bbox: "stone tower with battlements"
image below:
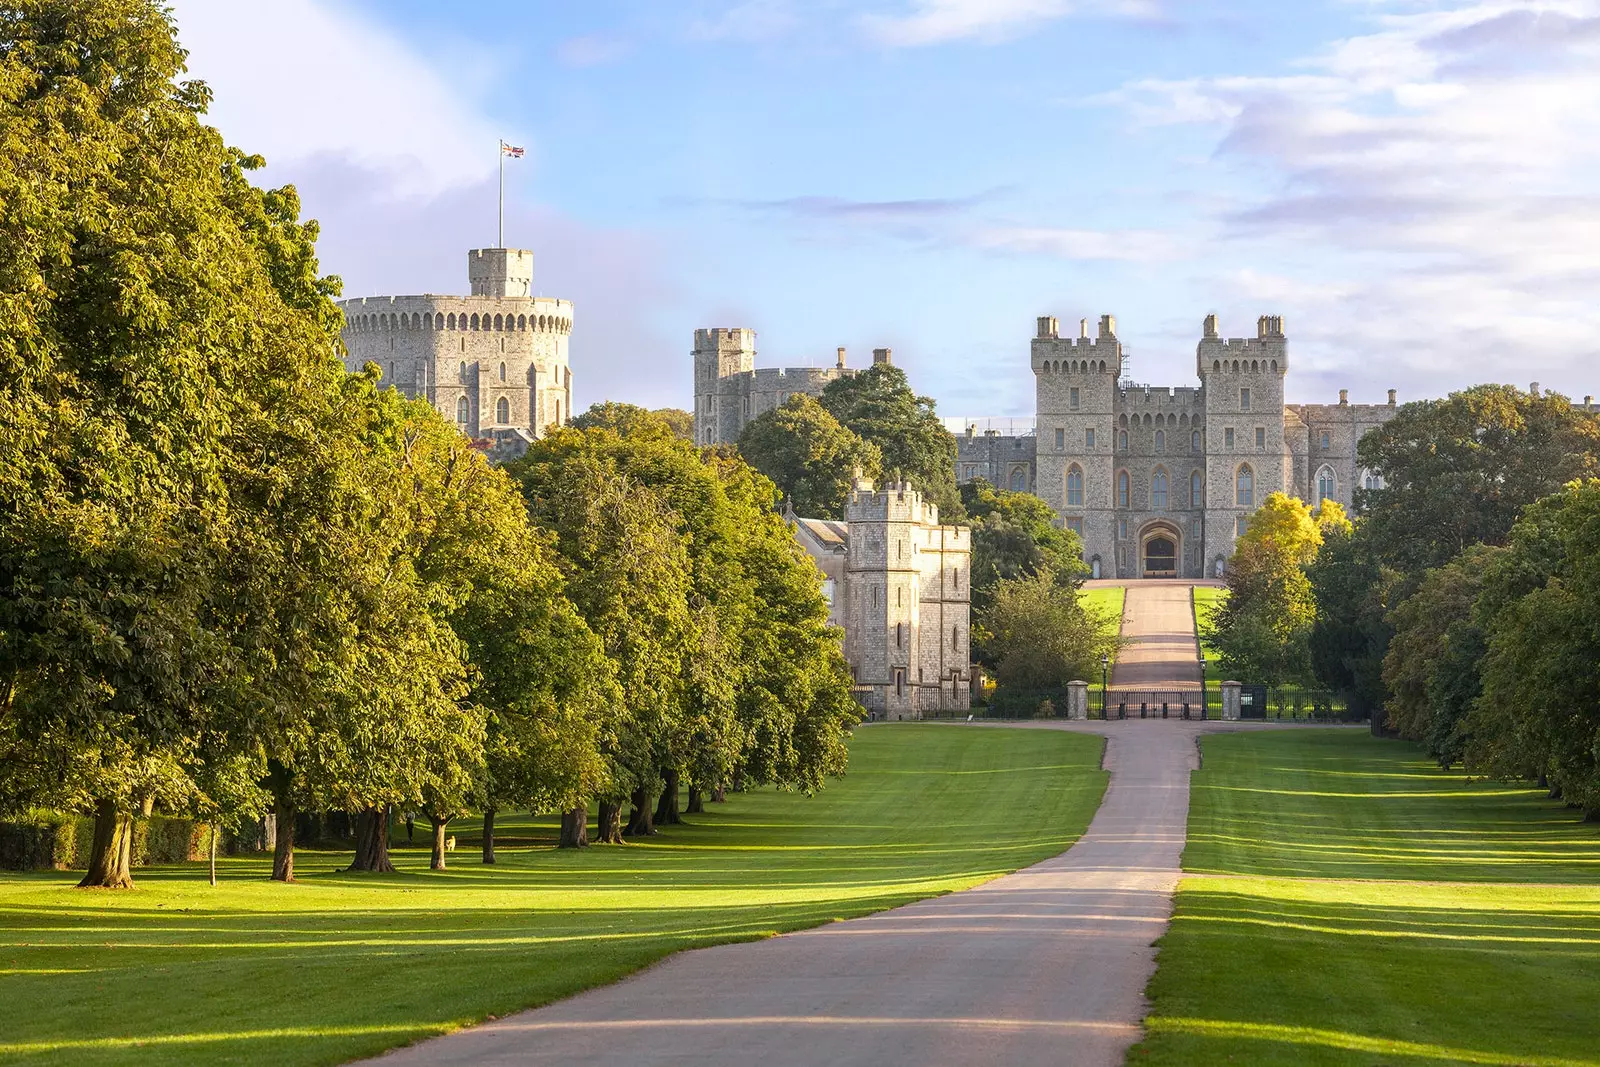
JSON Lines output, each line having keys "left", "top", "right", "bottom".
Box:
{"left": 337, "top": 248, "right": 573, "bottom": 460}
{"left": 692, "top": 327, "right": 869, "bottom": 446}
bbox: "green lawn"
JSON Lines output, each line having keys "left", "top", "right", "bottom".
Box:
{"left": 1082, "top": 583, "right": 1127, "bottom": 627}
{"left": 1191, "top": 584, "right": 1226, "bottom": 684}
{"left": 0, "top": 725, "right": 1106, "bottom": 1067}
{"left": 1133, "top": 730, "right": 1600, "bottom": 1066}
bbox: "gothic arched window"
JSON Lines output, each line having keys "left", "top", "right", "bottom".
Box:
{"left": 1192, "top": 429, "right": 1201, "bottom": 451}
{"left": 1066, "top": 465, "right": 1084, "bottom": 507}
{"left": 498, "top": 361, "right": 507, "bottom": 382}
{"left": 1117, "top": 470, "right": 1130, "bottom": 509}
{"left": 1236, "top": 464, "right": 1254, "bottom": 508}
{"left": 456, "top": 395, "right": 469, "bottom": 425}
{"left": 1010, "top": 468, "right": 1026, "bottom": 492}
{"left": 1152, "top": 469, "right": 1168, "bottom": 510}
{"left": 1317, "top": 466, "right": 1336, "bottom": 503}
{"left": 496, "top": 396, "right": 510, "bottom": 424}
{"left": 1155, "top": 429, "right": 1166, "bottom": 452}
{"left": 459, "top": 360, "right": 467, "bottom": 380}
{"left": 1191, "top": 470, "right": 1203, "bottom": 507}
{"left": 1118, "top": 429, "right": 1128, "bottom": 451}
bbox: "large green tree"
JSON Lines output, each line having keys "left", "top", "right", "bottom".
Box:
{"left": 1469, "top": 481, "right": 1600, "bottom": 817}
{"left": 1382, "top": 545, "right": 1498, "bottom": 766}
{"left": 1358, "top": 385, "right": 1600, "bottom": 574}
{"left": 1307, "top": 525, "right": 1396, "bottom": 726}
{"left": 1208, "top": 495, "right": 1318, "bottom": 687}
{"left": 982, "top": 569, "right": 1118, "bottom": 692}
{"left": 737, "top": 394, "right": 882, "bottom": 519}
{"left": 818, "top": 363, "right": 963, "bottom": 520}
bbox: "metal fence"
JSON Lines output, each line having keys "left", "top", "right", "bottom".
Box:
{"left": 924, "top": 684, "right": 1364, "bottom": 723}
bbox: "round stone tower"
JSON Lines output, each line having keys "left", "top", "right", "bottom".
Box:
{"left": 337, "top": 248, "right": 573, "bottom": 454}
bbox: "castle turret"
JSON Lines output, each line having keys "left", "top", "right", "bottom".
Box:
{"left": 692, "top": 328, "right": 758, "bottom": 445}
{"left": 1032, "top": 312, "right": 1122, "bottom": 576}
{"left": 468, "top": 248, "right": 534, "bottom": 298}
{"left": 1197, "top": 314, "right": 1289, "bottom": 574}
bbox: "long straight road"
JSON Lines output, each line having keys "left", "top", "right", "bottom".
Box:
{"left": 378, "top": 581, "right": 1244, "bottom": 1067}
{"left": 1100, "top": 579, "right": 1214, "bottom": 690}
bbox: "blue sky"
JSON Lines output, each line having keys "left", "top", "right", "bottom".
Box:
{"left": 173, "top": 1, "right": 1600, "bottom": 418}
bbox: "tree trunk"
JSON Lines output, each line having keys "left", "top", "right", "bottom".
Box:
{"left": 712, "top": 784, "right": 726, "bottom": 803}
{"left": 271, "top": 789, "right": 297, "bottom": 882}
{"left": 78, "top": 798, "right": 135, "bottom": 889}
{"left": 209, "top": 824, "right": 218, "bottom": 887}
{"left": 559, "top": 805, "right": 589, "bottom": 849}
{"left": 625, "top": 785, "right": 656, "bottom": 837}
{"left": 596, "top": 800, "right": 624, "bottom": 844}
{"left": 654, "top": 769, "right": 682, "bottom": 825}
{"left": 481, "top": 808, "right": 497, "bottom": 864}
{"left": 686, "top": 787, "right": 704, "bottom": 814}
{"left": 429, "top": 814, "right": 451, "bottom": 871}
{"left": 348, "top": 807, "right": 396, "bottom": 872}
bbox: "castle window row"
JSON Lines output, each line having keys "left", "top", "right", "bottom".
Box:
{"left": 345, "top": 311, "right": 571, "bottom": 334}
{"left": 1106, "top": 428, "right": 1204, "bottom": 452}
{"left": 1040, "top": 359, "right": 1109, "bottom": 374}
{"left": 1061, "top": 465, "right": 1251, "bottom": 514}
{"left": 1210, "top": 358, "right": 1279, "bottom": 373}
{"left": 1118, "top": 412, "right": 1200, "bottom": 427}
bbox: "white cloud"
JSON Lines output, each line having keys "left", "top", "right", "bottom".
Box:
{"left": 170, "top": 0, "right": 507, "bottom": 199}
{"left": 1097, "top": 0, "right": 1600, "bottom": 397}
{"left": 860, "top": 0, "right": 1159, "bottom": 47}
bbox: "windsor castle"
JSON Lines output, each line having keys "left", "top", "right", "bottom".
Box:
{"left": 694, "top": 312, "right": 1400, "bottom": 583}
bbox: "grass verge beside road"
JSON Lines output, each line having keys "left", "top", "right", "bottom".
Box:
{"left": 1191, "top": 584, "right": 1226, "bottom": 684}
{"left": 0, "top": 725, "right": 1106, "bottom": 1067}
{"left": 1133, "top": 730, "right": 1600, "bottom": 1066}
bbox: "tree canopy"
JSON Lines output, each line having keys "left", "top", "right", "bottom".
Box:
{"left": 818, "top": 363, "right": 963, "bottom": 520}
{"left": 737, "top": 394, "right": 882, "bottom": 519}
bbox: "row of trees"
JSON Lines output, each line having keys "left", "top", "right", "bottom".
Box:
{"left": 0, "top": 1, "right": 857, "bottom": 887}
{"left": 1208, "top": 384, "right": 1600, "bottom": 816}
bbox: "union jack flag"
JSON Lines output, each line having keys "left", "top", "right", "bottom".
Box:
{"left": 500, "top": 141, "right": 525, "bottom": 158}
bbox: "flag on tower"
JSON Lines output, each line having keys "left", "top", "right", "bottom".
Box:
{"left": 500, "top": 141, "right": 525, "bottom": 158}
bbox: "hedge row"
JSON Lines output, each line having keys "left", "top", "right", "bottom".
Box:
{"left": 0, "top": 813, "right": 218, "bottom": 871}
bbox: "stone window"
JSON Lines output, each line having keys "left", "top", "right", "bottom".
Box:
{"left": 1190, "top": 470, "right": 1203, "bottom": 507}
{"left": 1066, "top": 465, "right": 1085, "bottom": 507}
{"left": 1117, "top": 470, "right": 1130, "bottom": 508}
{"left": 1236, "top": 515, "right": 1249, "bottom": 537}
{"left": 1192, "top": 429, "right": 1201, "bottom": 451}
{"left": 1154, "top": 429, "right": 1165, "bottom": 452}
{"left": 498, "top": 361, "right": 507, "bottom": 382}
{"left": 1255, "top": 427, "right": 1266, "bottom": 449}
{"left": 896, "top": 623, "right": 903, "bottom": 649}
{"left": 1066, "top": 517, "right": 1084, "bottom": 535}
{"left": 1070, "top": 387, "right": 1080, "bottom": 411}
{"left": 1118, "top": 430, "right": 1128, "bottom": 451}
{"left": 1320, "top": 431, "right": 1331, "bottom": 449}
{"left": 1224, "top": 427, "right": 1235, "bottom": 448}
{"left": 1010, "top": 468, "right": 1026, "bottom": 491}
{"left": 1085, "top": 428, "right": 1095, "bottom": 448}
{"left": 496, "top": 396, "right": 510, "bottom": 424}
{"left": 1118, "top": 518, "right": 1128, "bottom": 539}
{"left": 1056, "top": 428, "right": 1065, "bottom": 450}
{"left": 459, "top": 360, "right": 468, "bottom": 381}
{"left": 1236, "top": 464, "right": 1254, "bottom": 507}
{"left": 456, "top": 395, "right": 469, "bottom": 425}
{"left": 1317, "top": 466, "right": 1336, "bottom": 503}
{"left": 1152, "top": 469, "right": 1169, "bottom": 510}
{"left": 1241, "top": 387, "right": 1251, "bottom": 411}
{"left": 952, "top": 625, "right": 960, "bottom": 648}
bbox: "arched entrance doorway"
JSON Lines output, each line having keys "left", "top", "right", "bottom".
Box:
{"left": 1140, "top": 523, "right": 1181, "bottom": 578}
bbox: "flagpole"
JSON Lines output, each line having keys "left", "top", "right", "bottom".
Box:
{"left": 497, "top": 140, "right": 504, "bottom": 248}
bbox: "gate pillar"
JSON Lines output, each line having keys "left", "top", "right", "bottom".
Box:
{"left": 1066, "top": 680, "right": 1089, "bottom": 720}
{"left": 1221, "top": 681, "right": 1242, "bottom": 721}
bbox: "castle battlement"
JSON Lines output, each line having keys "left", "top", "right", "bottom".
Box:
{"left": 1119, "top": 385, "right": 1204, "bottom": 408}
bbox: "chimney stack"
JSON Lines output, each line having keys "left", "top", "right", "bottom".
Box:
{"left": 836, "top": 346, "right": 846, "bottom": 369}
{"left": 1388, "top": 389, "right": 1397, "bottom": 406}
{"left": 1339, "top": 389, "right": 1349, "bottom": 406}
{"left": 1530, "top": 382, "right": 1541, "bottom": 397}
{"left": 872, "top": 347, "right": 892, "bottom": 365}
